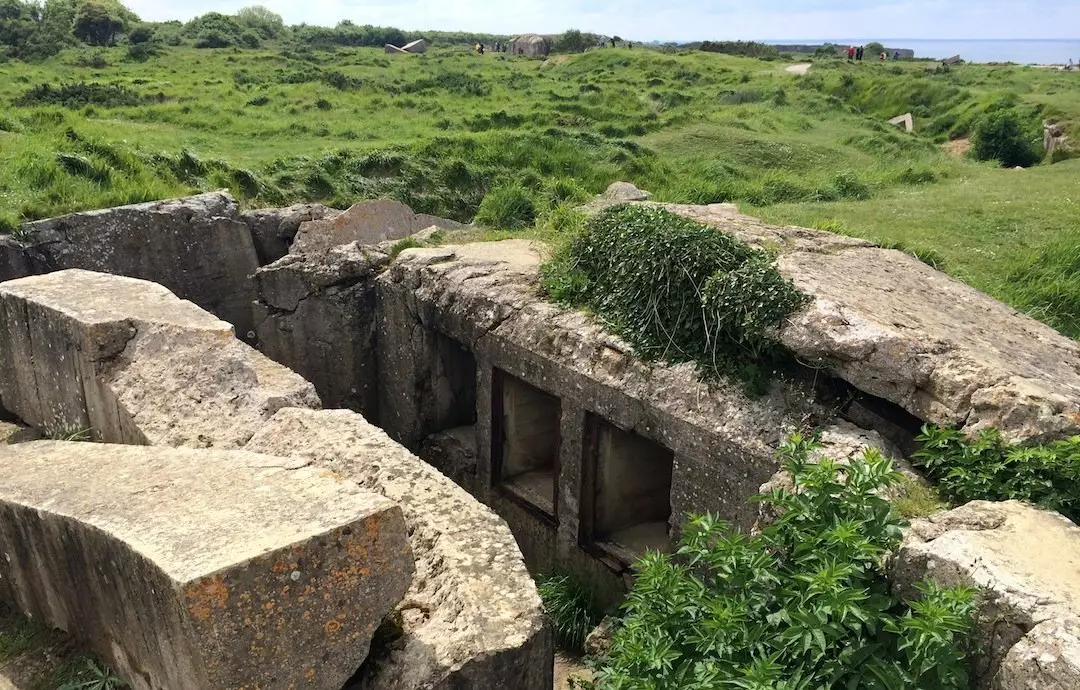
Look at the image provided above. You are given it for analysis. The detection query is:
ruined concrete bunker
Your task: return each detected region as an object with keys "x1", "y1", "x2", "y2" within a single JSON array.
[{"x1": 3, "y1": 190, "x2": 1080, "y2": 687}]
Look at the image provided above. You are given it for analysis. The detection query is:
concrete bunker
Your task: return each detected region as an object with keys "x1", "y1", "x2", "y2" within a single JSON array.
[
  {"x1": 7, "y1": 191, "x2": 1080, "y2": 688},
  {"x1": 0, "y1": 267, "x2": 552, "y2": 690}
]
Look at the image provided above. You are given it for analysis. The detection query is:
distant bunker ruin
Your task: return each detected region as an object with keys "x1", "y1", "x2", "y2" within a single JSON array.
[{"x1": 3, "y1": 188, "x2": 1080, "y2": 687}]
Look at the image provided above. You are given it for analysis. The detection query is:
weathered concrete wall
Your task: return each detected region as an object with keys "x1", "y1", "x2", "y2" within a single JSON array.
[
  {"x1": 1, "y1": 192, "x2": 260, "y2": 338},
  {"x1": 244, "y1": 408, "x2": 552, "y2": 690},
  {"x1": 375, "y1": 241, "x2": 830, "y2": 588},
  {"x1": 0, "y1": 441, "x2": 413, "y2": 690},
  {"x1": 291, "y1": 199, "x2": 462, "y2": 255},
  {"x1": 0, "y1": 270, "x2": 318, "y2": 446},
  {"x1": 252, "y1": 243, "x2": 388, "y2": 416}
]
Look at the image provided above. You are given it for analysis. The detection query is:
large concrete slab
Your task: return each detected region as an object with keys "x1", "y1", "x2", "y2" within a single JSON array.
[
  {"x1": 647, "y1": 202, "x2": 1080, "y2": 443},
  {"x1": 244, "y1": 408, "x2": 553, "y2": 690},
  {"x1": 291, "y1": 199, "x2": 462, "y2": 254},
  {"x1": 0, "y1": 441, "x2": 414, "y2": 690},
  {"x1": 1, "y1": 192, "x2": 260, "y2": 338},
  {"x1": 0, "y1": 270, "x2": 318, "y2": 447}
]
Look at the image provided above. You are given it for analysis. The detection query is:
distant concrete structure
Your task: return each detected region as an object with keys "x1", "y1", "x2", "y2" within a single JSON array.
[
  {"x1": 944, "y1": 54, "x2": 962, "y2": 65},
  {"x1": 509, "y1": 34, "x2": 551, "y2": 57},
  {"x1": 385, "y1": 39, "x2": 426, "y2": 55},
  {"x1": 888, "y1": 113, "x2": 915, "y2": 132}
]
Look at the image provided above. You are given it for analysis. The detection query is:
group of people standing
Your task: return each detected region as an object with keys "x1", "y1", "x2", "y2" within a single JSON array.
[
  {"x1": 475, "y1": 42, "x2": 508, "y2": 55},
  {"x1": 847, "y1": 45, "x2": 901, "y2": 62}
]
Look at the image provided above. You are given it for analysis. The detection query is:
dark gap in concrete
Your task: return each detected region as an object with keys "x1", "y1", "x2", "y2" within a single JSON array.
[
  {"x1": 492, "y1": 369, "x2": 561, "y2": 519},
  {"x1": 425, "y1": 331, "x2": 477, "y2": 436},
  {"x1": 813, "y1": 373, "x2": 924, "y2": 456},
  {"x1": 579, "y1": 414, "x2": 673, "y2": 568}
]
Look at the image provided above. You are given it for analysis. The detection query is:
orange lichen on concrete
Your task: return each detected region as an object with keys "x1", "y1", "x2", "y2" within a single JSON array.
[{"x1": 186, "y1": 575, "x2": 229, "y2": 621}]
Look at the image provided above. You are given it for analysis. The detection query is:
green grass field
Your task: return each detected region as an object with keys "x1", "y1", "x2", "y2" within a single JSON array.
[{"x1": 1, "y1": 43, "x2": 1078, "y2": 336}]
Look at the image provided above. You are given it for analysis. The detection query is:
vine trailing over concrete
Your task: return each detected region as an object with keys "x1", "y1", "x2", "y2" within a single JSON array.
[
  {"x1": 914, "y1": 425, "x2": 1080, "y2": 522},
  {"x1": 586, "y1": 436, "x2": 976, "y2": 689},
  {"x1": 540, "y1": 204, "x2": 808, "y2": 392}
]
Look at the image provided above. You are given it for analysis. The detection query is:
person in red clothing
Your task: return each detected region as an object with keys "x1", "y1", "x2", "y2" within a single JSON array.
[{"x1": 848, "y1": 45, "x2": 856, "y2": 61}]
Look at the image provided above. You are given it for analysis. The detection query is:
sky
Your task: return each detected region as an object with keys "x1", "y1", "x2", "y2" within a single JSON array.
[{"x1": 123, "y1": 0, "x2": 1079, "y2": 42}]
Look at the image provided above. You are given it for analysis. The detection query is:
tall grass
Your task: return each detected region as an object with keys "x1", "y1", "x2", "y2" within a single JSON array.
[{"x1": 537, "y1": 572, "x2": 604, "y2": 654}]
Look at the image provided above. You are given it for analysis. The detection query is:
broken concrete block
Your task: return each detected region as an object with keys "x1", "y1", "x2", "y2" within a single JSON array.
[
  {"x1": 291, "y1": 199, "x2": 462, "y2": 254},
  {"x1": 241, "y1": 203, "x2": 341, "y2": 265},
  {"x1": 892, "y1": 500, "x2": 1080, "y2": 685},
  {"x1": 244, "y1": 407, "x2": 552, "y2": 690},
  {"x1": 0, "y1": 270, "x2": 318, "y2": 447},
  {"x1": 252, "y1": 243, "x2": 389, "y2": 416},
  {"x1": 7, "y1": 191, "x2": 260, "y2": 338},
  {"x1": 888, "y1": 112, "x2": 914, "y2": 132},
  {"x1": 994, "y1": 618, "x2": 1080, "y2": 690},
  {"x1": 0, "y1": 441, "x2": 414, "y2": 690},
  {"x1": 602, "y1": 181, "x2": 651, "y2": 201}
]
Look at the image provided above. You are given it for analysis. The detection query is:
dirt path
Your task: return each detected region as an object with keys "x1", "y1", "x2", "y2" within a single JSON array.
[
  {"x1": 943, "y1": 137, "x2": 972, "y2": 158},
  {"x1": 786, "y1": 63, "x2": 812, "y2": 75}
]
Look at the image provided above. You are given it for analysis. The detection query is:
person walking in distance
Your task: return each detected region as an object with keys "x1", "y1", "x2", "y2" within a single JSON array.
[{"x1": 848, "y1": 45, "x2": 856, "y2": 61}]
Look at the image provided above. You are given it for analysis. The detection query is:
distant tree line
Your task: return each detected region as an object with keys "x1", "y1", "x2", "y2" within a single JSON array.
[
  {"x1": 1, "y1": 1, "x2": 608, "y2": 61},
  {"x1": 1, "y1": 0, "x2": 140, "y2": 59},
  {"x1": 0, "y1": 3, "x2": 510, "y2": 58},
  {"x1": 697, "y1": 40, "x2": 780, "y2": 58}
]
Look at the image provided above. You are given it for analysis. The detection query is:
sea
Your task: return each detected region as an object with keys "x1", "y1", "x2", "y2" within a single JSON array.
[{"x1": 766, "y1": 39, "x2": 1080, "y2": 65}]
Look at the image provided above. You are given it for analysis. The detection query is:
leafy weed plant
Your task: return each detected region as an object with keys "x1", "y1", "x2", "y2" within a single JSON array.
[
  {"x1": 588, "y1": 435, "x2": 976, "y2": 689},
  {"x1": 914, "y1": 425, "x2": 1080, "y2": 522}
]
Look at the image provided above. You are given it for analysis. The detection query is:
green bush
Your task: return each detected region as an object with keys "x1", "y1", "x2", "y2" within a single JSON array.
[
  {"x1": 832, "y1": 170, "x2": 872, "y2": 200},
  {"x1": 970, "y1": 108, "x2": 1041, "y2": 167},
  {"x1": 239, "y1": 29, "x2": 262, "y2": 49},
  {"x1": 540, "y1": 205, "x2": 806, "y2": 389},
  {"x1": 914, "y1": 425, "x2": 1080, "y2": 521},
  {"x1": 474, "y1": 182, "x2": 536, "y2": 229},
  {"x1": 537, "y1": 573, "x2": 603, "y2": 653},
  {"x1": 865, "y1": 41, "x2": 886, "y2": 57},
  {"x1": 588, "y1": 436, "x2": 976, "y2": 689},
  {"x1": 125, "y1": 42, "x2": 161, "y2": 62},
  {"x1": 15, "y1": 82, "x2": 142, "y2": 108},
  {"x1": 127, "y1": 24, "x2": 154, "y2": 44}
]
